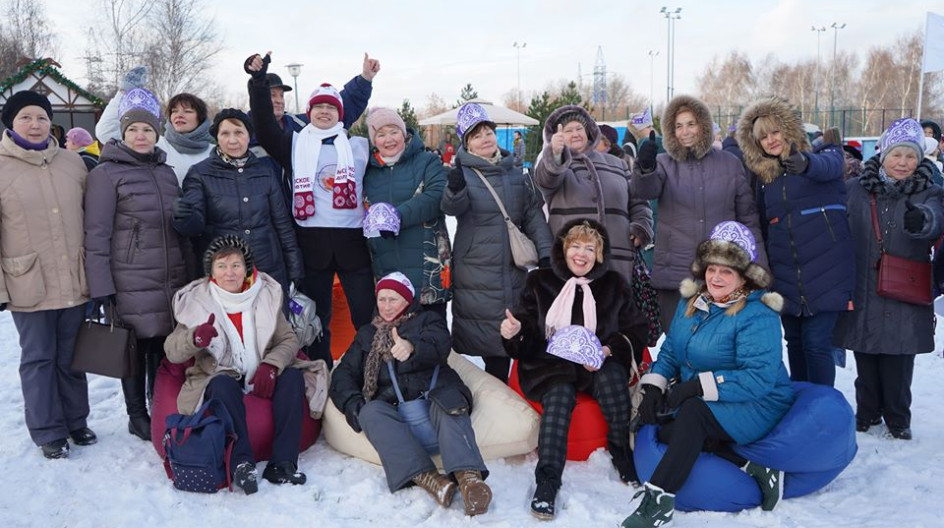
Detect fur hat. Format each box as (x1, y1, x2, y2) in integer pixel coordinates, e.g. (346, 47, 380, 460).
(543, 105, 600, 151)
(66, 127, 94, 148)
(456, 102, 496, 144)
(662, 95, 715, 162)
(366, 107, 406, 144)
(118, 88, 162, 138)
(306, 83, 343, 120)
(203, 235, 255, 277)
(921, 120, 942, 143)
(879, 118, 924, 164)
(210, 108, 253, 139)
(691, 221, 770, 289)
(736, 96, 809, 185)
(2, 90, 53, 129)
(375, 271, 414, 305)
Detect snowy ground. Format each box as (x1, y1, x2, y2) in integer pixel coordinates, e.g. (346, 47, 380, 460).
(1, 309, 943, 528)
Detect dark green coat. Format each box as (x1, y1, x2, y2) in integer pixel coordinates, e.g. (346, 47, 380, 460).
(364, 129, 450, 305)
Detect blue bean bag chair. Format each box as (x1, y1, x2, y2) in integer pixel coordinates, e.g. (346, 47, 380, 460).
(634, 382, 857, 512)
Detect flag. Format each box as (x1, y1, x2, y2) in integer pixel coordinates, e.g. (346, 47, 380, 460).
(631, 107, 653, 128)
(923, 12, 944, 73)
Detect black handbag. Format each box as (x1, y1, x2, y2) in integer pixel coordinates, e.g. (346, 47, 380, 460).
(71, 305, 138, 378)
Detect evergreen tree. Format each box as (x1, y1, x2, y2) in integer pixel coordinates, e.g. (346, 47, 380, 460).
(525, 91, 553, 165)
(398, 99, 419, 130)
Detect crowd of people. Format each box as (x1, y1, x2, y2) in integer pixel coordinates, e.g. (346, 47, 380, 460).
(1, 50, 943, 525)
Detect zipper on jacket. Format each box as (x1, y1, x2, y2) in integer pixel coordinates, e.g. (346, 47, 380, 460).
(127, 220, 140, 263)
(800, 204, 845, 243)
(782, 182, 808, 313)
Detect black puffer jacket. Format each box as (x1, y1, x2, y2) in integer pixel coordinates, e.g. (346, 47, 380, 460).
(503, 218, 649, 401)
(84, 139, 190, 338)
(174, 149, 303, 288)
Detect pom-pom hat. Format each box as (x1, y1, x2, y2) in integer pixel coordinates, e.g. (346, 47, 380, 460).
(375, 272, 414, 305)
(306, 83, 343, 120)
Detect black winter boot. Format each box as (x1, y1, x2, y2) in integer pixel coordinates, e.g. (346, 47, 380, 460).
(122, 367, 151, 442)
(263, 461, 307, 485)
(145, 349, 165, 406)
(234, 461, 259, 495)
(530, 481, 559, 521)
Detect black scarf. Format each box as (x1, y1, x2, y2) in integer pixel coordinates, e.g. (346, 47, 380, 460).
(859, 157, 934, 197)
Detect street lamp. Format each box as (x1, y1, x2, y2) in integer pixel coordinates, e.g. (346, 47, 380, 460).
(285, 63, 303, 114)
(647, 50, 660, 114)
(811, 26, 825, 126)
(513, 42, 527, 110)
(829, 22, 846, 127)
(660, 7, 682, 103)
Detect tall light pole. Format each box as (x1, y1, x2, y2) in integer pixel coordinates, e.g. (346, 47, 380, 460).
(647, 50, 660, 115)
(811, 26, 825, 126)
(285, 63, 303, 114)
(513, 42, 527, 110)
(829, 22, 846, 127)
(660, 7, 682, 103)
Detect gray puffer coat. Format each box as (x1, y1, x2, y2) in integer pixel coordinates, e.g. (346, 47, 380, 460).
(441, 148, 552, 357)
(84, 139, 190, 338)
(834, 158, 944, 355)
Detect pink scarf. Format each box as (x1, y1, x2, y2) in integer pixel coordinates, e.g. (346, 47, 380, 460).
(545, 277, 596, 339)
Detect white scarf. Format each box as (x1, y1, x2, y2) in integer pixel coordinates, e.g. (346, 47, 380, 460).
(208, 277, 263, 388)
(292, 122, 355, 204)
(545, 277, 597, 339)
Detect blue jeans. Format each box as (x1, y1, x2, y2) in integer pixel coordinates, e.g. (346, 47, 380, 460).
(782, 311, 840, 387)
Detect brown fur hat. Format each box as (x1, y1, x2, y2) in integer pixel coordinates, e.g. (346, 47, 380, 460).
(661, 94, 714, 162)
(736, 96, 810, 185)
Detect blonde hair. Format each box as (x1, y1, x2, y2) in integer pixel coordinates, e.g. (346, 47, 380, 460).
(562, 222, 604, 264)
(751, 115, 784, 158)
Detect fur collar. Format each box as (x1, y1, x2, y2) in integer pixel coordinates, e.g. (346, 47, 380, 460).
(736, 96, 810, 185)
(550, 217, 611, 281)
(661, 95, 715, 162)
(679, 278, 784, 313)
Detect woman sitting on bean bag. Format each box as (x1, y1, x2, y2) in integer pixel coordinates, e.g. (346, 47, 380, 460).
(164, 235, 309, 495)
(329, 273, 492, 516)
(622, 221, 795, 528)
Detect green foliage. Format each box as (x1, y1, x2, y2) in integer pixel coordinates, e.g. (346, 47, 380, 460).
(556, 81, 583, 106)
(524, 91, 553, 165)
(455, 83, 479, 107)
(349, 115, 368, 139)
(398, 99, 419, 130)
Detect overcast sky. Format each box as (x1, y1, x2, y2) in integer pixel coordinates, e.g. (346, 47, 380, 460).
(40, 0, 940, 115)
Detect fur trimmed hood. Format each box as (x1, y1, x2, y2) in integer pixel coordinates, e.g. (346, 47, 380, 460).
(679, 278, 784, 313)
(736, 96, 810, 185)
(550, 217, 611, 281)
(543, 105, 601, 152)
(661, 94, 714, 161)
(690, 238, 771, 290)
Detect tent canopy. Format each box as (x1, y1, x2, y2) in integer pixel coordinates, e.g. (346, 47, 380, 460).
(418, 98, 539, 127)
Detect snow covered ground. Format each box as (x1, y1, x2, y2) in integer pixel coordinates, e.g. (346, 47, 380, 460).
(1, 309, 943, 528)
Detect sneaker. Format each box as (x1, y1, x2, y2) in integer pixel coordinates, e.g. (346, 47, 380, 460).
(233, 461, 259, 495)
(530, 481, 558, 521)
(621, 482, 675, 528)
(744, 461, 784, 511)
(855, 417, 882, 432)
(41, 439, 70, 460)
(69, 427, 97, 446)
(263, 461, 307, 485)
(888, 427, 912, 440)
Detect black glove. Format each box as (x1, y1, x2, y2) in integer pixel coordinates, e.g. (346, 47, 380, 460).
(0, 302, 6, 311)
(538, 257, 551, 269)
(344, 397, 366, 433)
(634, 384, 665, 430)
(781, 143, 809, 174)
(666, 378, 704, 410)
(904, 200, 925, 233)
(90, 295, 117, 318)
(447, 158, 466, 193)
(243, 52, 270, 79)
(636, 131, 658, 173)
(172, 198, 194, 221)
(379, 230, 397, 239)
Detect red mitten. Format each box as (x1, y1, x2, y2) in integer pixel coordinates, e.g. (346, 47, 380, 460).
(251, 364, 278, 399)
(193, 313, 218, 348)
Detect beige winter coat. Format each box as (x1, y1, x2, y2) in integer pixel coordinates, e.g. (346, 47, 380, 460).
(0, 133, 89, 311)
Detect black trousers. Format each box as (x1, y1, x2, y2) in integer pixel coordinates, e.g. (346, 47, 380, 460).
(203, 368, 306, 467)
(299, 264, 375, 367)
(650, 398, 746, 493)
(854, 352, 915, 430)
(484, 357, 511, 384)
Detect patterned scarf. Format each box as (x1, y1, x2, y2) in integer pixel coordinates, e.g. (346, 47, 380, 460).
(859, 156, 933, 197)
(217, 146, 249, 168)
(362, 312, 415, 400)
(694, 284, 751, 312)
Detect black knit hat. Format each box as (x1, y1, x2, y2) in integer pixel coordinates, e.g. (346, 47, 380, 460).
(210, 108, 253, 139)
(599, 124, 619, 146)
(203, 235, 254, 277)
(2, 90, 53, 129)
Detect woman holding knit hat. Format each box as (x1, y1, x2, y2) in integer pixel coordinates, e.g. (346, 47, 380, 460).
(0, 90, 95, 459)
(165, 235, 311, 494)
(246, 52, 376, 365)
(363, 107, 451, 318)
(834, 118, 944, 441)
(330, 272, 492, 516)
(736, 96, 854, 388)
(623, 221, 795, 528)
(84, 87, 191, 442)
(172, 108, 303, 292)
(64, 127, 100, 171)
(630, 94, 766, 333)
(441, 102, 553, 382)
(501, 219, 649, 520)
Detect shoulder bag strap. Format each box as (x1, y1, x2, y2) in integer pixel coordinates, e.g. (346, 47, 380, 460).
(385, 361, 442, 402)
(470, 167, 513, 224)
(869, 193, 885, 252)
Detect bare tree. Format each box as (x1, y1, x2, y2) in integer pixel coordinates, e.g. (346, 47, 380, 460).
(84, 0, 153, 95)
(0, 0, 57, 78)
(142, 0, 222, 102)
(697, 51, 755, 112)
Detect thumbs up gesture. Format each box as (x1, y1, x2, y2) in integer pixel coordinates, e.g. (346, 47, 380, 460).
(636, 130, 659, 173)
(781, 142, 809, 174)
(550, 123, 566, 157)
(193, 313, 218, 348)
(390, 327, 414, 361)
(500, 309, 522, 339)
(362, 52, 381, 81)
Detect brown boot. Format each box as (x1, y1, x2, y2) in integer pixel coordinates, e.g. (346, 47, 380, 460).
(454, 470, 492, 516)
(412, 470, 456, 507)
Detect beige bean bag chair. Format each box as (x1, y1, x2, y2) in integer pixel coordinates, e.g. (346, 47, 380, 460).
(323, 352, 540, 465)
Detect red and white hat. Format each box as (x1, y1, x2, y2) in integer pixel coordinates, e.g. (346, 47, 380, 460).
(306, 83, 344, 120)
(375, 272, 414, 305)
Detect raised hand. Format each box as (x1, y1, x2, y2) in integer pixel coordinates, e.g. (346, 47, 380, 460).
(362, 52, 381, 81)
(500, 309, 522, 339)
(390, 327, 414, 361)
(550, 124, 566, 157)
(636, 130, 658, 173)
(447, 155, 466, 192)
(903, 200, 925, 233)
(244, 51, 271, 75)
(193, 313, 218, 348)
(781, 143, 809, 174)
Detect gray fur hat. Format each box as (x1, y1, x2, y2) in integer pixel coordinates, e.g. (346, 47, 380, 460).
(203, 235, 254, 277)
(691, 221, 770, 289)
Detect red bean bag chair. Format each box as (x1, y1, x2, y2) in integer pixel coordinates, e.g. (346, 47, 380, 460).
(508, 349, 651, 461)
(150, 357, 321, 461)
